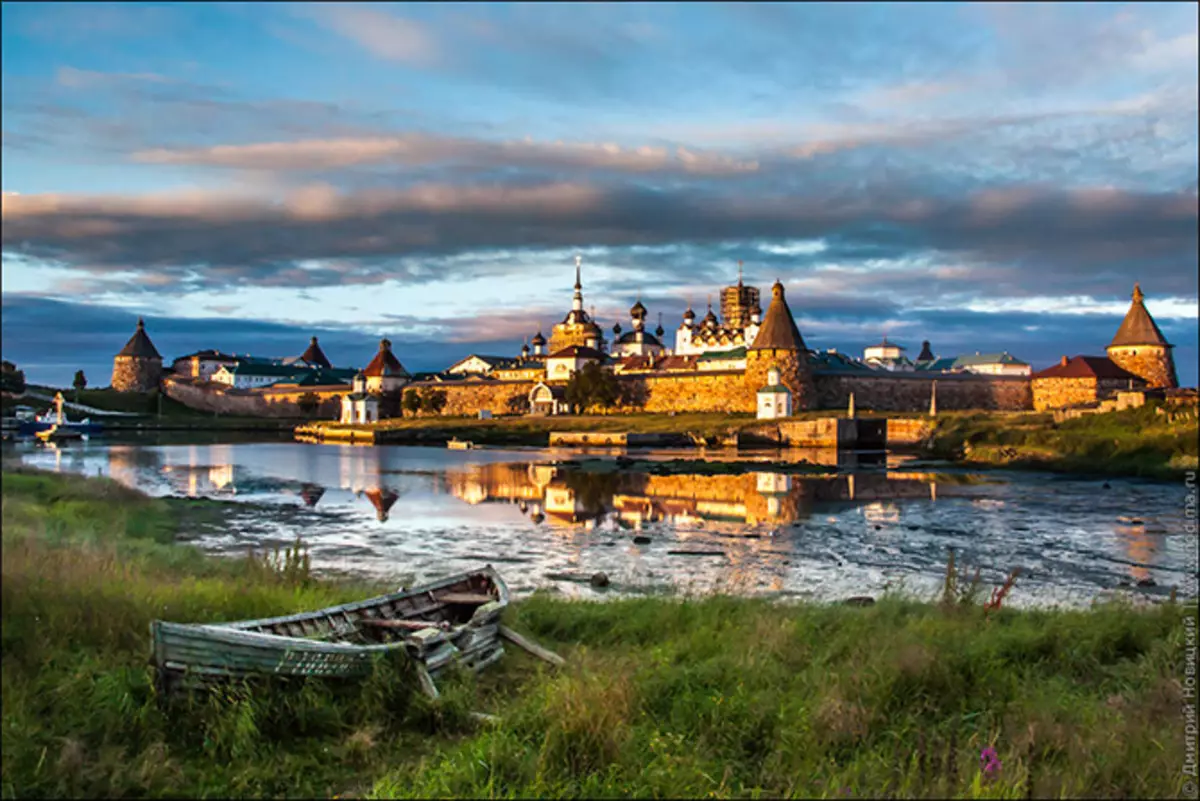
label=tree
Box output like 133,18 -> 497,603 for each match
402,389 -> 422,417
505,392 -> 530,416
0,361 -> 26,395
421,389 -> 447,416
378,388 -> 404,419
565,362 -> 619,414
296,391 -> 320,418
73,370 -> 87,401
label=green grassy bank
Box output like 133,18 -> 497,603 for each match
928,405 -> 1199,480
2,469 -> 1193,798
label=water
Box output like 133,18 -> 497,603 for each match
3,438 -> 1191,607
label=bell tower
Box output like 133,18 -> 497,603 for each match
744,280 -> 815,410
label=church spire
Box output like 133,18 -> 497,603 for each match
572,254 -> 584,312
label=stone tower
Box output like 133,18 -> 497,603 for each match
745,281 -> 815,410
1106,283 -> 1177,389
111,317 -> 163,392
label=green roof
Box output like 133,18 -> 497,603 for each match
698,346 -> 748,361
758,384 -> 790,394
951,352 -> 1028,367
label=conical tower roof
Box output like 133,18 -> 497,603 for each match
300,336 -> 332,369
917,340 -> 935,362
363,339 -> 410,377
748,281 -> 807,351
1110,284 -> 1171,347
117,317 -> 162,359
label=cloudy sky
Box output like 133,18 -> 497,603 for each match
2,2 -> 1197,387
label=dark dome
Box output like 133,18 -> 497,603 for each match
531,331 -> 546,346
613,322 -> 623,335
655,324 -> 665,337
630,300 -> 647,318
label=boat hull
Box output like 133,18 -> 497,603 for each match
151,565 -> 509,692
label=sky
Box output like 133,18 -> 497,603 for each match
1,1 -> 1197,387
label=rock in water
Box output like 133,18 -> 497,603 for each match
590,572 -> 611,588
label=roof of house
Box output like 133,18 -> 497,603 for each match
809,350 -> 878,374
654,355 -> 698,371
1032,355 -> 1142,380
913,357 -> 959,372
749,282 -> 807,351
698,346 -> 748,361
174,349 -> 237,362
294,368 -> 357,386
299,337 -> 333,369
1110,283 -> 1171,348
547,345 -> 608,360
363,339 -> 410,377
117,318 -> 162,360
222,363 -> 311,378
758,383 -> 791,394
448,354 -> 516,371
867,337 -> 905,351
952,352 -> 1029,367
616,355 -> 653,371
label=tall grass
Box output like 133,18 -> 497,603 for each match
2,469 -> 1193,798
929,405 -> 1198,479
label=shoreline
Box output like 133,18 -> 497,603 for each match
2,468 -> 1193,798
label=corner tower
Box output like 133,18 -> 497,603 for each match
1106,283 -> 1177,389
111,317 -> 163,392
745,281 -> 815,411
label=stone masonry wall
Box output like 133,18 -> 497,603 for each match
1107,346 -> 1178,389
111,356 -> 162,393
1031,377 -> 1097,411
814,373 -> 1031,412
406,380 -> 539,417
633,370 -> 756,413
163,377 -> 341,417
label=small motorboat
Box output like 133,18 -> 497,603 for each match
150,565 -> 561,698
19,393 -> 102,440
447,438 -> 475,450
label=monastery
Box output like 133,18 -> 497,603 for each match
141,257 -> 1179,419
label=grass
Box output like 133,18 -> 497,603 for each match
2,469 -> 1194,798
928,404 -> 1199,480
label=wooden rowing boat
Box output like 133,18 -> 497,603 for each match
151,565 -> 520,696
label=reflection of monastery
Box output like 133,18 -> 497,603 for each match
442,460 -> 947,530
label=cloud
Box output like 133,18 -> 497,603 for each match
302,5 -> 442,68
130,134 -> 759,176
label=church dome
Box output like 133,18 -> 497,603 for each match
613,321 -> 623,335
531,330 -> 546,347
630,300 -> 647,319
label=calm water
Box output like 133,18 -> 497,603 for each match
3,438 -> 1191,607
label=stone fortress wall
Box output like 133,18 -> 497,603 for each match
111,355 -> 162,393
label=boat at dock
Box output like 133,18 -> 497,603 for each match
150,565 -> 559,697
18,393 -> 102,440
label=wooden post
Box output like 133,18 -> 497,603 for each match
414,662 -> 439,700
499,626 -> 565,667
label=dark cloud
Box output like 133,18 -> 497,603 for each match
3,182 -> 1195,300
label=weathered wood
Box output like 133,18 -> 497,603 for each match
360,619 -> 450,631
439,592 -> 495,605
151,566 -> 510,694
498,626 -> 565,667
415,663 -> 439,700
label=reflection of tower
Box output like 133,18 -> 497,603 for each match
299,483 -> 326,507
364,487 -> 400,522
755,472 -> 792,519
107,447 -> 140,490
1116,521 -> 1159,583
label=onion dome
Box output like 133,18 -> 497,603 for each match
630,299 -> 647,319
655,323 -> 665,337
521,342 -> 531,357
683,307 -> 695,323
531,330 -> 546,347
702,305 -> 718,328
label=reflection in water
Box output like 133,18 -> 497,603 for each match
4,438 -> 1188,605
